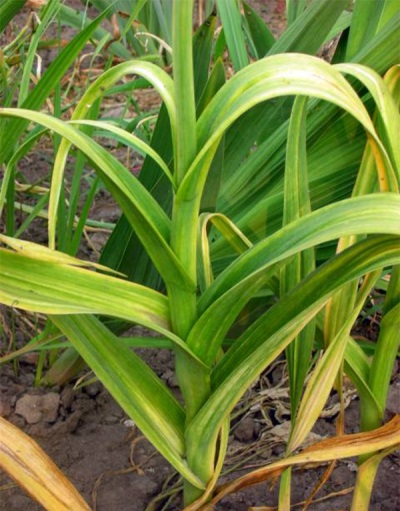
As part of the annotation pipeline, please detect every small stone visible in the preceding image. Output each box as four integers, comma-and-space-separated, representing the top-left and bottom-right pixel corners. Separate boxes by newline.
331, 465, 350, 486
41, 393, 60, 422
53, 410, 83, 435
234, 417, 257, 442
135, 474, 159, 497
16, 395, 42, 424
15, 393, 60, 424
272, 443, 286, 456
161, 369, 174, 381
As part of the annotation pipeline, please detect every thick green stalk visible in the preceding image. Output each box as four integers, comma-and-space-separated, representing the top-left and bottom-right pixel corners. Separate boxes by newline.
169, 0, 198, 339
170, 2, 214, 504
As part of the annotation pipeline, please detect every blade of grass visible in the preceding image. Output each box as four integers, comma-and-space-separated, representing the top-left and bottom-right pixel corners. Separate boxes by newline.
0, 108, 194, 294
18, 0, 60, 106
0, 0, 27, 32
268, 0, 347, 56
0, 7, 111, 164
281, 96, 315, 415
217, 0, 249, 71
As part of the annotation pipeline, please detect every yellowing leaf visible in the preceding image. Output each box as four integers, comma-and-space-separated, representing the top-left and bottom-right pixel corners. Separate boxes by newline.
0, 234, 124, 276
207, 415, 400, 507
0, 417, 91, 511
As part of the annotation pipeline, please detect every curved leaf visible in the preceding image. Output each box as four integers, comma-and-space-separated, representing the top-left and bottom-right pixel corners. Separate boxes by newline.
185, 235, 400, 477
51, 315, 205, 490
70, 119, 174, 186
180, 55, 392, 218
0, 417, 91, 511
0, 108, 193, 293
187, 195, 400, 367
49, 60, 176, 250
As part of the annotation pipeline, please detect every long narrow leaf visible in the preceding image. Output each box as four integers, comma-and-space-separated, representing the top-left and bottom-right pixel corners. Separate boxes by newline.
0, 7, 110, 164
0, 0, 26, 33
51, 315, 205, 490
217, 0, 249, 71
281, 95, 315, 414
185, 236, 400, 477
288, 271, 381, 453
49, 60, 176, 250
0, 108, 193, 293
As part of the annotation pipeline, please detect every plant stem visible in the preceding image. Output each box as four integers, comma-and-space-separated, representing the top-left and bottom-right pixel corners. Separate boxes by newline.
172, 0, 196, 186
169, 1, 216, 504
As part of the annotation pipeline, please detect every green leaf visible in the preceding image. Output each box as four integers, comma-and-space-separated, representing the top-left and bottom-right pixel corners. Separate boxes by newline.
268, 0, 347, 56
217, 0, 249, 70
0, 0, 26, 33
281, 96, 315, 414
353, 12, 400, 73
288, 271, 381, 452
197, 213, 252, 291
188, 56, 392, 219
242, 1, 275, 58
0, 248, 170, 331
335, 63, 400, 188
50, 315, 205, 490
18, 0, 61, 106
0, 108, 193, 294
70, 119, 174, 186
193, 10, 218, 104
346, 0, 399, 61
48, 60, 176, 250
188, 195, 400, 369
200, 194, 400, 314
0, 7, 110, 164
363, 301, 400, 429
344, 337, 382, 420
186, 235, 400, 477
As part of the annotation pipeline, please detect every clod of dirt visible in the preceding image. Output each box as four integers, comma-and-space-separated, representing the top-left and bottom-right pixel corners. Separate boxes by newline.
60, 386, 75, 410
15, 392, 60, 424
84, 382, 102, 398
0, 399, 12, 418
234, 417, 258, 442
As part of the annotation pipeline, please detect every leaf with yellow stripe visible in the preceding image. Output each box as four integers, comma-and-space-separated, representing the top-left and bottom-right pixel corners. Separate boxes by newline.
0, 417, 91, 511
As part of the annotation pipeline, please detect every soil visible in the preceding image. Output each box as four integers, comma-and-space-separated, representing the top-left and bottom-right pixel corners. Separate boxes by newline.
1, 1, 399, 510
1, 350, 399, 511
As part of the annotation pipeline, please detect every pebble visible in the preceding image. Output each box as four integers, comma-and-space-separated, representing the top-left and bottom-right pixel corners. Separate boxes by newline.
331, 465, 350, 486
15, 392, 60, 424
234, 417, 257, 442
